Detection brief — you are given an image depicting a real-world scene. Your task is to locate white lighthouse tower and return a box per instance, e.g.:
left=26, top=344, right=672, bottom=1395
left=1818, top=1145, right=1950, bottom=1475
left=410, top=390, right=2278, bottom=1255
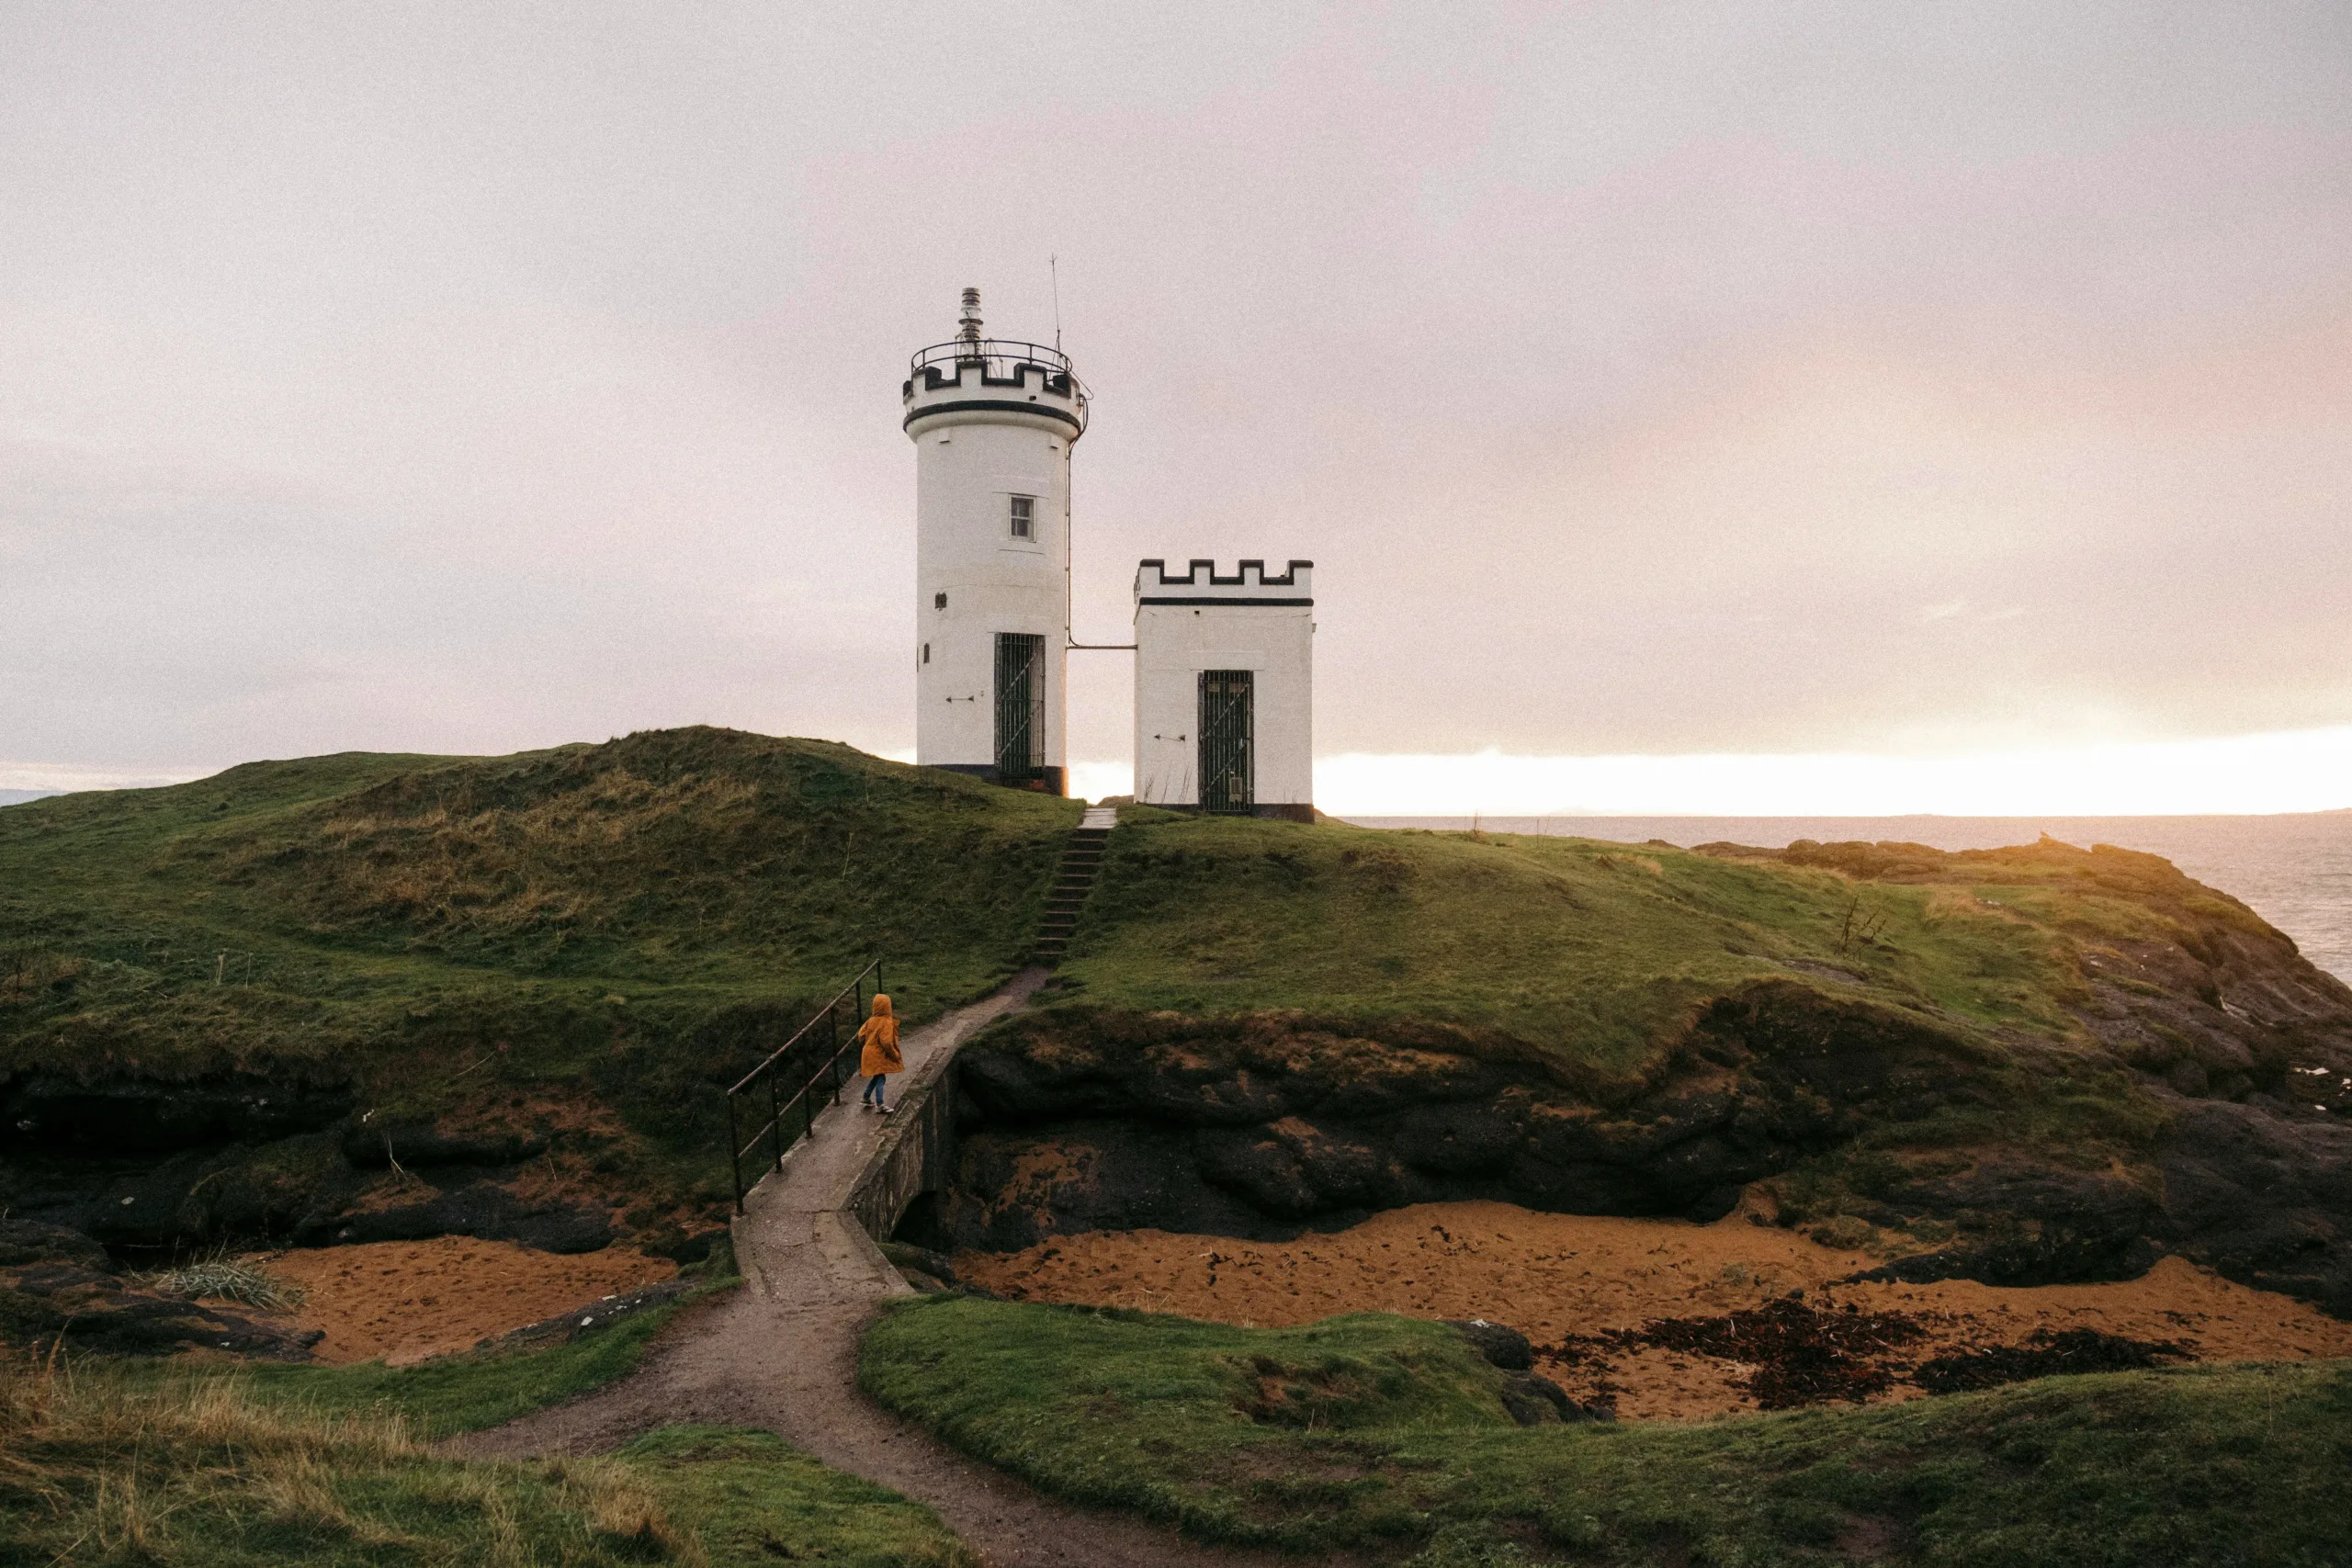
left=904, top=288, right=1086, bottom=794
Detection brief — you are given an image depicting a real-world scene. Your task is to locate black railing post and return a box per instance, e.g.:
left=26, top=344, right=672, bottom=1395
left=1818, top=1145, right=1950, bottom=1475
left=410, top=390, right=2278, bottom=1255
left=719, top=955, right=885, bottom=1198
left=727, top=1088, right=744, bottom=1214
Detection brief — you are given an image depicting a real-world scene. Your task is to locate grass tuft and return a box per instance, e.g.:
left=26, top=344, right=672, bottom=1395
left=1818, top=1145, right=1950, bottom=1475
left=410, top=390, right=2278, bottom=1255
left=131, top=1246, right=308, bottom=1310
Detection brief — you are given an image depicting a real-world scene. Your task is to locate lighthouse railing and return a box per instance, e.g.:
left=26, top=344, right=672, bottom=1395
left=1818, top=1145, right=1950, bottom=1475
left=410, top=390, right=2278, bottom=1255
left=908, top=337, right=1076, bottom=378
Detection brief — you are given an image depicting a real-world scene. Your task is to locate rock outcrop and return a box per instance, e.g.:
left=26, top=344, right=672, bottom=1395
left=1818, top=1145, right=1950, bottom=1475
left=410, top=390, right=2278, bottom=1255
left=924, top=919, right=2352, bottom=1315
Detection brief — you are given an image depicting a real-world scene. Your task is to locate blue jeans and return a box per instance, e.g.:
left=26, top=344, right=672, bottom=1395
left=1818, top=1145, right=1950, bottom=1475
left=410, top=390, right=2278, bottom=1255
left=862, top=1073, right=888, bottom=1107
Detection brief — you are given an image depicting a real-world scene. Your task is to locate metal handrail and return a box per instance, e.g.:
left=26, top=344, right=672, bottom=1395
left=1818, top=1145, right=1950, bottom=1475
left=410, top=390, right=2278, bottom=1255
left=724, top=957, right=883, bottom=1213
left=909, top=337, right=1079, bottom=380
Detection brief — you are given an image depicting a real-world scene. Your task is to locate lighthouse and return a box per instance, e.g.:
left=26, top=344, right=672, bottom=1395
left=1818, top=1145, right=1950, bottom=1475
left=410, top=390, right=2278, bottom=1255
left=903, top=288, right=1085, bottom=795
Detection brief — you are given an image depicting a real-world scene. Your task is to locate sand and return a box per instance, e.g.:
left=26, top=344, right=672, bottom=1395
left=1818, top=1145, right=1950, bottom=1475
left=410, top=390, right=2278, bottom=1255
left=260, top=1237, right=678, bottom=1365
left=956, top=1201, right=2352, bottom=1420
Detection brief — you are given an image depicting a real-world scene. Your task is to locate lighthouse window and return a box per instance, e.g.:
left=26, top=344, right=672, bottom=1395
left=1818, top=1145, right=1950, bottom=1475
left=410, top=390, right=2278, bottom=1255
left=1009, top=495, right=1035, bottom=539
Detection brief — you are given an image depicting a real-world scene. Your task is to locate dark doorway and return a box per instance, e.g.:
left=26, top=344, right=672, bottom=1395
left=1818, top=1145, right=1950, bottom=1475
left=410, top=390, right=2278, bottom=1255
left=1198, top=669, right=1254, bottom=813
left=994, top=632, right=1046, bottom=784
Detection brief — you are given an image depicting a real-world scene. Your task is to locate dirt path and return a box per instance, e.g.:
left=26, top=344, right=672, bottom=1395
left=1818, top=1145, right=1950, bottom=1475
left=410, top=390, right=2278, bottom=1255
left=450, top=966, right=1302, bottom=1568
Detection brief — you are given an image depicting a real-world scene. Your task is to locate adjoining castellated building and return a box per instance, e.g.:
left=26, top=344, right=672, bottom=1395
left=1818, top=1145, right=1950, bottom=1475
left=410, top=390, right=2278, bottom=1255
left=903, top=289, right=1313, bottom=815
left=1132, top=559, right=1314, bottom=820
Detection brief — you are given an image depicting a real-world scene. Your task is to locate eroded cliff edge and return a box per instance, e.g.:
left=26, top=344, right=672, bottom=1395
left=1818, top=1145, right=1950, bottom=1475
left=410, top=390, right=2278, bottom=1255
left=918, top=837, right=2352, bottom=1316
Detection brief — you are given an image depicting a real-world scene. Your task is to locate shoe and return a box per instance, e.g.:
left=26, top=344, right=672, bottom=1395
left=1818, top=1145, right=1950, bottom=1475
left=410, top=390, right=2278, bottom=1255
left=878, top=1104, right=893, bottom=1115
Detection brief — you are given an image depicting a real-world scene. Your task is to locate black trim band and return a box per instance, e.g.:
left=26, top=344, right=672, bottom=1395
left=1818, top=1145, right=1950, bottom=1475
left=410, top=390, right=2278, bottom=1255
left=904, top=399, right=1084, bottom=434
left=1137, top=596, right=1313, bottom=607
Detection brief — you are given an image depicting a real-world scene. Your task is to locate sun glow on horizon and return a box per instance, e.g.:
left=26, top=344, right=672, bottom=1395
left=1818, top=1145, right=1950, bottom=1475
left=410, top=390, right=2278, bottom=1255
left=1072, top=725, right=2352, bottom=817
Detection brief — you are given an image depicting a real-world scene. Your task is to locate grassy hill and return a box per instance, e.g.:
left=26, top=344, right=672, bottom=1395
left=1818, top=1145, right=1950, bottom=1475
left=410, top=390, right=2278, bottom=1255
left=1056, top=809, right=2313, bottom=1072
left=0, top=728, right=1078, bottom=1242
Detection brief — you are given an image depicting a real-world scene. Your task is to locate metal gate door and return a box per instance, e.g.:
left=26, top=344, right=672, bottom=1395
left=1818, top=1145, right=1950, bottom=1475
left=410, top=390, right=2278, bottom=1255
left=994, top=632, right=1046, bottom=782
left=1197, top=669, right=1254, bottom=813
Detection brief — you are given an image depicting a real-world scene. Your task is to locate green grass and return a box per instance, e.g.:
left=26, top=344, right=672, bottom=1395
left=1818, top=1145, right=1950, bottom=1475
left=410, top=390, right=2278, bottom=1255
left=0, top=728, right=1079, bottom=1072
left=1008, top=813, right=2260, bottom=1185
left=863, top=1294, right=2352, bottom=1566
left=0, top=728, right=1079, bottom=1226
left=229, top=1288, right=723, bottom=1438
left=1057, top=813, right=2250, bottom=1072
left=616, top=1426, right=973, bottom=1566
left=0, top=1347, right=971, bottom=1566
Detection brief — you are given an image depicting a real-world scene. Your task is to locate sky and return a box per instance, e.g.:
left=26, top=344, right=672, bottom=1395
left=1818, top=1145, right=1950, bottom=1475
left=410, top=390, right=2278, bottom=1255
left=5, top=2, right=2349, bottom=814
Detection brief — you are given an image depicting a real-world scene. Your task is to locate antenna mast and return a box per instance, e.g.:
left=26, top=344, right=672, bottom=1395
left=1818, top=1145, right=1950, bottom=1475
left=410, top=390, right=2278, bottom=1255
left=1050, top=255, right=1061, bottom=351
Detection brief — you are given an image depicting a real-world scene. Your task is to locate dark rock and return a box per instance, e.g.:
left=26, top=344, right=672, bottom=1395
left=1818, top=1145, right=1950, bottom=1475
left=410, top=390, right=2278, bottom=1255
left=1913, top=1326, right=2193, bottom=1395
left=878, top=1241, right=958, bottom=1282
left=341, top=1116, right=549, bottom=1169
left=490, top=1280, right=693, bottom=1349
left=1392, top=1099, right=1528, bottom=1176
left=0, top=1261, right=320, bottom=1359
left=1498, top=1371, right=1599, bottom=1426
left=1448, top=1317, right=1534, bottom=1371
left=322, top=1182, right=613, bottom=1254
left=0, top=1071, right=353, bottom=1155
left=1499, top=1153, right=1656, bottom=1216
left=6, top=1139, right=364, bottom=1250
left=1703, top=981, right=1992, bottom=1126
left=1195, top=1120, right=1408, bottom=1217
left=2157, top=1100, right=2352, bottom=1314
left=639, top=1226, right=724, bottom=1265
left=0, top=1219, right=111, bottom=1270
left=1844, top=1160, right=2159, bottom=1287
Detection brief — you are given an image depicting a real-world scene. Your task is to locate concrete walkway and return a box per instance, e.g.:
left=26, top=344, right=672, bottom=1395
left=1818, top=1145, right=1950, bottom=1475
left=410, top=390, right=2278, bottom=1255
left=454, top=964, right=1298, bottom=1567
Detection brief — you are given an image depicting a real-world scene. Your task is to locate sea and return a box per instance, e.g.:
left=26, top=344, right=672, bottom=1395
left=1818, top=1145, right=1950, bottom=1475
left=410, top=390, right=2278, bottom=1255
left=1341, top=813, right=2352, bottom=987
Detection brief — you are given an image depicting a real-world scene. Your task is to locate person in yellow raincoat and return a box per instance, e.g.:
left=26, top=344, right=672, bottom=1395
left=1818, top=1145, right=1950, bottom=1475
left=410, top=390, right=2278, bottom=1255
left=857, top=994, right=902, bottom=1112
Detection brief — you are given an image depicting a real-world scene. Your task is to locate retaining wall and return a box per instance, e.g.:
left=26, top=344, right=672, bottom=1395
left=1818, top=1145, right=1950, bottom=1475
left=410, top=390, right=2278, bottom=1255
left=844, top=1041, right=957, bottom=1245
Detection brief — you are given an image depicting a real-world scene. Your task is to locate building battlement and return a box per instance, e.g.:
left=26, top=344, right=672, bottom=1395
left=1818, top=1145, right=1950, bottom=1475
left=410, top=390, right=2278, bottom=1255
left=902, top=356, right=1081, bottom=402
left=902, top=349, right=1088, bottom=438
left=1135, top=558, right=1314, bottom=604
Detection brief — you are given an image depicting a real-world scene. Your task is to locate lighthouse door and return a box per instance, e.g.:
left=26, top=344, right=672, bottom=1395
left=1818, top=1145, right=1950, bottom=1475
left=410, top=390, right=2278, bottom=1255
left=1197, top=670, right=1254, bottom=814
left=993, top=633, right=1046, bottom=784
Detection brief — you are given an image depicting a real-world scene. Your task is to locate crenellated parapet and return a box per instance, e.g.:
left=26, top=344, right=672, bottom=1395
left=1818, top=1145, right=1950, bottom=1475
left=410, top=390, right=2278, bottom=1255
left=903, top=339, right=1088, bottom=439
left=1135, top=558, right=1314, bottom=605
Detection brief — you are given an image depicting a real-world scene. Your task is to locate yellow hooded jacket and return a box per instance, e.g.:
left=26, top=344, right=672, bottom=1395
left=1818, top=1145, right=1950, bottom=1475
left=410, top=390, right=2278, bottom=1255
left=857, top=994, right=902, bottom=1077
